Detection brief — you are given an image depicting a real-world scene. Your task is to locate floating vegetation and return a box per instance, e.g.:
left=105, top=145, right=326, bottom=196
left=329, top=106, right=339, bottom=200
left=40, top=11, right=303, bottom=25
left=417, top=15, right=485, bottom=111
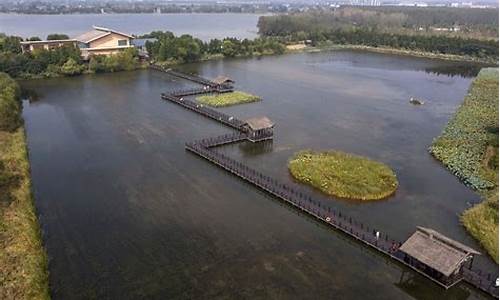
left=197, top=91, right=260, bottom=107
left=429, top=68, right=499, bottom=192
left=288, top=150, right=398, bottom=201
left=430, top=68, right=498, bottom=262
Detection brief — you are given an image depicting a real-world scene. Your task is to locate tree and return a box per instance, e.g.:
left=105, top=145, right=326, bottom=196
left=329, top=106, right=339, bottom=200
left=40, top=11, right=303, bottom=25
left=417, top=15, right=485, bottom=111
left=208, top=39, right=222, bottom=54
left=0, top=72, right=21, bottom=132
left=221, top=39, right=238, bottom=57
left=27, top=37, right=41, bottom=41
left=60, top=58, right=83, bottom=76
left=46, top=34, right=70, bottom=40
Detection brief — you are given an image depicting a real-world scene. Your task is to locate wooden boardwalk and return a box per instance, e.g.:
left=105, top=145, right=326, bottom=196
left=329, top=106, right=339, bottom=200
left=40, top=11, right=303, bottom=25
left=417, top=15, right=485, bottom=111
left=161, top=93, right=246, bottom=131
left=150, top=65, right=233, bottom=89
left=159, top=69, right=499, bottom=299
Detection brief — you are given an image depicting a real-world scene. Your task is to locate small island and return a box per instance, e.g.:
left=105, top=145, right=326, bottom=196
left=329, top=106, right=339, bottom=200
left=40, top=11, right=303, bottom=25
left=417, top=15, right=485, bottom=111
left=288, top=150, right=398, bottom=201
left=196, top=91, right=260, bottom=107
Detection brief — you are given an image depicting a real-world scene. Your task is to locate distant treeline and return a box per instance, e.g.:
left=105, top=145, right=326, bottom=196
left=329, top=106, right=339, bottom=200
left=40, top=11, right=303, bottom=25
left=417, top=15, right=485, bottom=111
left=258, top=8, right=498, bottom=60
left=258, top=7, right=498, bottom=38
left=141, top=31, right=285, bottom=63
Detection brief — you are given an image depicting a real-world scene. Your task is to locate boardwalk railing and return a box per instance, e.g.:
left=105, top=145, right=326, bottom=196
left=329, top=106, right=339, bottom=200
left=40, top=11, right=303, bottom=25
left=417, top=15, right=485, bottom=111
left=186, top=141, right=499, bottom=297
left=150, top=64, right=233, bottom=89
left=161, top=93, right=247, bottom=130
left=158, top=69, right=498, bottom=299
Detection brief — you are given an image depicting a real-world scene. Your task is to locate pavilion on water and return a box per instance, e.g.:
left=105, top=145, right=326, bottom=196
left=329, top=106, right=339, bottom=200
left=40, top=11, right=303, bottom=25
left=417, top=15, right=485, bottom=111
left=398, top=226, right=481, bottom=288
left=243, top=117, right=274, bottom=142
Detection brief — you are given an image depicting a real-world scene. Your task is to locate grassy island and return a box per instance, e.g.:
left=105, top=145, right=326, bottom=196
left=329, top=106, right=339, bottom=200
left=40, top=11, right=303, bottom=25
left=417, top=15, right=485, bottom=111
left=430, top=68, right=499, bottom=263
left=197, top=91, right=260, bottom=107
left=0, top=73, right=49, bottom=299
left=288, top=150, right=398, bottom=201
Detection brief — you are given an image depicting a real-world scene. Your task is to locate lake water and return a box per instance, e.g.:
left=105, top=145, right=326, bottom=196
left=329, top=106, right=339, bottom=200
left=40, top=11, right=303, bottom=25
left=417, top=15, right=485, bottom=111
left=22, top=51, right=495, bottom=299
left=0, top=13, right=263, bottom=40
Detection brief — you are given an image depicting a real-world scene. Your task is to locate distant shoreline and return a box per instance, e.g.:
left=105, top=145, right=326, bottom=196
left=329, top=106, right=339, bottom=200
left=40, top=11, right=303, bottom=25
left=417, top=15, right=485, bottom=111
left=0, top=12, right=270, bottom=16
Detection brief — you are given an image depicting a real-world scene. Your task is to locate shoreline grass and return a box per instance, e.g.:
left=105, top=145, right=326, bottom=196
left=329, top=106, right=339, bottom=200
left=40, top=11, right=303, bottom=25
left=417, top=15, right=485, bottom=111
left=288, top=150, right=398, bottom=201
left=0, top=128, right=50, bottom=299
left=197, top=91, right=260, bottom=107
left=0, top=72, right=50, bottom=299
left=430, top=68, right=499, bottom=263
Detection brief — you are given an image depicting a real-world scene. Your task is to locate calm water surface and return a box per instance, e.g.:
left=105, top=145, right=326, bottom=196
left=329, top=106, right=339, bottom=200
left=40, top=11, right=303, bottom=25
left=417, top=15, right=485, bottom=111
left=22, top=50, right=495, bottom=299
left=0, top=13, right=262, bottom=40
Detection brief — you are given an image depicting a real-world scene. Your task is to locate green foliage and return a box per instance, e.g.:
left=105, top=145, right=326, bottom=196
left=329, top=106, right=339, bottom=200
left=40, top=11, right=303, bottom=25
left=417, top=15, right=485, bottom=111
left=0, top=128, right=50, bottom=299
left=60, top=58, right=83, bottom=76
left=430, top=68, right=499, bottom=191
left=197, top=91, right=260, bottom=107
left=257, top=9, right=499, bottom=60
left=144, top=31, right=286, bottom=62
left=0, top=40, right=82, bottom=78
left=46, top=33, right=70, bottom=40
left=0, top=72, right=21, bottom=132
left=430, top=68, right=499, bottom=263
left=288, top=150, right=398, bottom=201
left=27, top=37, right=41, bottom=41
left=89, top=48, right=139, bottom=73
left=0, top=34, right=22, bottom=54
left=221, top=39, right=238, bottom=57
left=461, top=193, right=499, bottom=263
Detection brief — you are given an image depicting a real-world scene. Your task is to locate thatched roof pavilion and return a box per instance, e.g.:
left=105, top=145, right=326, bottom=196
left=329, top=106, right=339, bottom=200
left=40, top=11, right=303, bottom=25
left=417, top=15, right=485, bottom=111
left=244, top=117, right=274, bottom=142
left=212, top=76, right=235, bottom=85
left=399, top=227, right=480, bottom=278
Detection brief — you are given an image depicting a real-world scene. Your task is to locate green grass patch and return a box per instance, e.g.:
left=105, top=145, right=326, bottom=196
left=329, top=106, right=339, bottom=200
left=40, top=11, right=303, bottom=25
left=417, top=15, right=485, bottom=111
left=288, top=150, right=398, bottom=201
left=430, top=68, right=499, bottom=263
left=197, top=91, right=260, bottom=107
left=461, top=193, right=499, bottom=263
left=0, top=73, right=49, bottom=299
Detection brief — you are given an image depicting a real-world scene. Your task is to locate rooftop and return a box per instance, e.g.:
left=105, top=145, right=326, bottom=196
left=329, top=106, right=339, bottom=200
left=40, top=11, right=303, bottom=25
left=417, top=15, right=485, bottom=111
left=399, top=227, right=480, bottom=277
left=213, top=75, right=235, bottom=85
left=74, top=26, right=133, bottom=43
left=244, top=116, right=274, bottom=131
left=20, top=39, right=76, bottom=45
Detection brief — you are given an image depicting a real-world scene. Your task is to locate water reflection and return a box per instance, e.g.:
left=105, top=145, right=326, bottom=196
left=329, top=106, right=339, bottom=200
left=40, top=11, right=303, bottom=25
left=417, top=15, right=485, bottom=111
left=424, top=64, right=487, bottom=78
left=238, top=140, right=274, bottom=156
left=20, top=87, right=41, bottom=103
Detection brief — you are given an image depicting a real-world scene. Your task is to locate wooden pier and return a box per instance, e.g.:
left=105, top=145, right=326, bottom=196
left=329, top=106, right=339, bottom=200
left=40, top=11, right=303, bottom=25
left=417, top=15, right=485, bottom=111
left=150, top=64, right=233, bottom=89
left=159, top=69, right=499, bottom=299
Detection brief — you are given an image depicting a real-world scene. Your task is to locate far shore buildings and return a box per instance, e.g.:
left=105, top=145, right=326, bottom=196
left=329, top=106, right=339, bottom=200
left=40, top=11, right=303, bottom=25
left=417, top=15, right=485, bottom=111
left=20, top=26, right=138, bottom=59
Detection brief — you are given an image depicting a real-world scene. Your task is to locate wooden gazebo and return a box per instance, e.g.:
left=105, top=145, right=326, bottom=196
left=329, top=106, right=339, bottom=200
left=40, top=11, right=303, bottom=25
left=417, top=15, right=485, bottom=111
left=243, top=117, right=274, bottom=142
left=398, top=227, right=480, bottom=288
left=212, top=75, right=235, bottom=86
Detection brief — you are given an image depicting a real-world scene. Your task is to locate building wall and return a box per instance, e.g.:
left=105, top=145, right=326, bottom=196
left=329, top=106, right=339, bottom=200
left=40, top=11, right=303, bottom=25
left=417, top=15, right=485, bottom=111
left=89, top=33, right=131, bottom=49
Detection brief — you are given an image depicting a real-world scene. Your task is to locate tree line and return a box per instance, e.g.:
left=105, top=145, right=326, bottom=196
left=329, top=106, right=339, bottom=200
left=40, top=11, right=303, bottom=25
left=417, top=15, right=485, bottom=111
left=258, top=7, right=498, bottom=39
left=257, top=9, right=498, bottom=60
left=141, top=31, right=285, bottom=64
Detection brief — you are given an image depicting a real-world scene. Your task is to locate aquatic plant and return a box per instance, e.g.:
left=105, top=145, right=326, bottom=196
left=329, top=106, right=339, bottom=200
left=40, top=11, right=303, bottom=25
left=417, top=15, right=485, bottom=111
left=288, top=150, right=398, bottom=201
left=429, top=68, right=499, bottom=192
left=197, top=91, right=260, bottom=107
left=430, top=68, right=499, bottom=263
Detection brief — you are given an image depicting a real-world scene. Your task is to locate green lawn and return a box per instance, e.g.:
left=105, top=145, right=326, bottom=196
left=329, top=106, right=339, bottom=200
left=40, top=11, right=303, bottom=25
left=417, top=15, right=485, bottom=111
left=430, top=68, right=498, bottom=263
left=288, top=150, right=398, bottom=201
left=197, top=91, right=260, bottom=107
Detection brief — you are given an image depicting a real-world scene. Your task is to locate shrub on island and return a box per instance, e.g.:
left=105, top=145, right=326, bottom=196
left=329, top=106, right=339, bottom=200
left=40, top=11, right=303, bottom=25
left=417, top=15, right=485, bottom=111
left=288, top=150, right=398, bottom=201
left=196, top=91, right=260, bottom=107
